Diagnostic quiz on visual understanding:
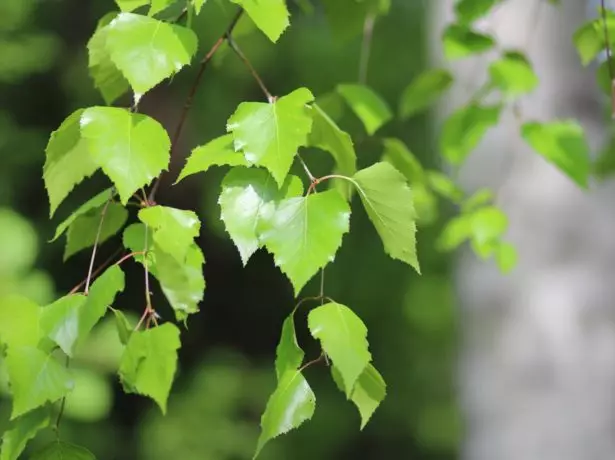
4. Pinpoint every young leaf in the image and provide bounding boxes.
[51,188,115,242]
[337,84,392,135]
[64,202,128,260]
[462,188,494,212]
[255,370,315,458]
[119,323,180,414]
[399,68,453,119]
[112,309,133,345]
[454,0,499,24]
[308,302,371,396]
[488,51,538,96]
[175,134,248,183]
[440,103,501,165]
[219,168,303,265]
[0,295,41,348]
[30,441,96,460]
[469,206,508,257]
[102,13,198,100]
[192,0,207,14]
[80,107,171,204]
[87,13,130,105]
[331,363,386,429]
[442,24,495,59]
[0,406,51,460]
[381,138,425,184]
[115,0,149,11]
[426,171,464,203]
[259,189,351,295]
[353,162,420,273]
[496,241,517,273]
[39,295,87,357]
[226,88,314,186]
[229,0,289,42]
[275,314,304,380]
[573,20,603,66]
[149,0,175,16]
[138,206,201,265]
[521,120,590,188]
[43,109,99,217]
[6,346,74,419]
